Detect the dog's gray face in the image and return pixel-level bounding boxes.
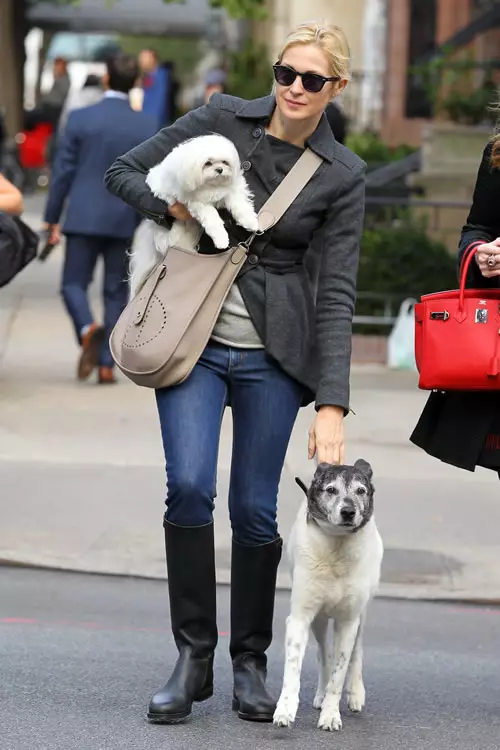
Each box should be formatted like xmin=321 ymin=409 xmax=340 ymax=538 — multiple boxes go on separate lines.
xmin=298 ymin=460 xmax=374 ymax=535
xmin=201 ymin=158 xmax=234 ymax=186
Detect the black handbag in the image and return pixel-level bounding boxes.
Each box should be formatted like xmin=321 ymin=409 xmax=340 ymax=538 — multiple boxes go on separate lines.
xmin=0 ymin=212 xmax=39 ymax=288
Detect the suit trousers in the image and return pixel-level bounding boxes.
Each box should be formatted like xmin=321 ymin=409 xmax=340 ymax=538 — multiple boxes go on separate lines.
xmin=61 ymin=233 xmax=129 ymax=368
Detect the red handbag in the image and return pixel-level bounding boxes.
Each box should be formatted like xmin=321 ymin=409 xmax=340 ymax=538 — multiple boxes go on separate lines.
xmin=415 ymin=244 xmax=500 ymax=391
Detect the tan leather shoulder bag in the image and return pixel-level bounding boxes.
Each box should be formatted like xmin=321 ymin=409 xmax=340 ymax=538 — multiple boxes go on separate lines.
xmin=109 ymin=148 xmax=322 ymax=389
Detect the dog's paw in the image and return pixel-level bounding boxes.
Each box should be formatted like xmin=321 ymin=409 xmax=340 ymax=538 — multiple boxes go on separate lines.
xmin=211 ymin=228 xmax=230 ymax=249
xmin=312 ymin=690 xmax=325 ymax=710
xmin=347 ymin=683 xmax=366 ymax=713
xmin=240 ymin=213 xmax=259 ymax=232
xmin=273 ymin=696 xmax=298 ymax=728
xmin=317 ymin=707 xmax=342 ymax=732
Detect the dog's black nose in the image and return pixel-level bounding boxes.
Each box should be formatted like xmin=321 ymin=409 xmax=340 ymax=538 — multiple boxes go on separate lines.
xmin=340 ymin=507 xmax=356 ymax=522
xmin=215 ymin=167 xmax=223 ymax=174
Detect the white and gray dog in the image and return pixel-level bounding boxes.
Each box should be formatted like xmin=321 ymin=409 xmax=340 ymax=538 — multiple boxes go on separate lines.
xmin=274 ymin=460 xmax=383 ymax=732
xmin=129 ymin=134 xmax=259 ymax=296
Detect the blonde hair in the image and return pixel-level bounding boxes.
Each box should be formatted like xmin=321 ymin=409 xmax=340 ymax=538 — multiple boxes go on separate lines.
xmin=277 ymin=20 xmax=351 ymax=81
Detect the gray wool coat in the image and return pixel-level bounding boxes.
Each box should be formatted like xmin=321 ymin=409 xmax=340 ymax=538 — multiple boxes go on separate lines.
xmin=104 ymin=93 xmax=366 ymax=412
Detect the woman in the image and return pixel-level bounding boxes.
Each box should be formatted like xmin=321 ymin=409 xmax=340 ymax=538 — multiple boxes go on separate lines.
xmin=105 ymin=21 xmax=366 ymax=724
xmin=0 ymin=174 xmax=23 ymax=215
xmin=411 ymin=138 xmax=500 ymax=474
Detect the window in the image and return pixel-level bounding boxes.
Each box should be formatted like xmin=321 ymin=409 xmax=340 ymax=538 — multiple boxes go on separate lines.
xmin=405 ymin=0 xmax=437 ymax=118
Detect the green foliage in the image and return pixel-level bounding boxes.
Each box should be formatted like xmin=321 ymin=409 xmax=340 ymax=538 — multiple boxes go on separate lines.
xmin=226 ymin=41 xmax=273 ymax=101
xmin=410 ymin=47 xmax=498 ymax=125
xmin=355 ymin=219 xmax=457 ymax=333
xmin=46 ymin=0 xmax=268 ymax=19
xmin=345 ymin=131 xmax=417 ymax=163
xmin=210 ymin=0 xmax=267 ymax=19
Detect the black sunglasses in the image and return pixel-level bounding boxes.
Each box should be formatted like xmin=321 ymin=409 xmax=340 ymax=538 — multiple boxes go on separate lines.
xmin=273 ymin=63 xmax=340 ymax=93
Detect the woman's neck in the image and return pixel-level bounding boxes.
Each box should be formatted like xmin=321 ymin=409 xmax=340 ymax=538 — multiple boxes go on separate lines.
xmin=266 ymin=108 xmax=321 ymax=147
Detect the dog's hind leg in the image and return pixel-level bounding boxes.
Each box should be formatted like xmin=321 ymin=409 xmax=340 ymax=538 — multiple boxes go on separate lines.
xmin=317 ymin=616 xmax=360 ymax=732
xmin=273 ymin=613 xmax=312 ymax=728
xmin=311 ymin=613 xmax=331 ymax=710
xmin=346 ymin=613 xmax=366 ymax=713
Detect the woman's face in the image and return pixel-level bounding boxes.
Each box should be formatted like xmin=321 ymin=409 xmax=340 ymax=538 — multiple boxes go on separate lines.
xmin=274 ymin=43 xmax=347 ymax=123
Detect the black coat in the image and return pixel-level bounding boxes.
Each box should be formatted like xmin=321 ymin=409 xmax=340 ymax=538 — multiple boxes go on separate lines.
xmin=410 ymin=143 xmax=500 ymax=473
xmin=104 ymin=94 xmax=366 ymax=412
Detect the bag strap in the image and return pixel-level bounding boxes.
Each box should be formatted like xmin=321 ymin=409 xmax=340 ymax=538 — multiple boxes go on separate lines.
xmin=257 ymin=148 xmax=323 ymax=232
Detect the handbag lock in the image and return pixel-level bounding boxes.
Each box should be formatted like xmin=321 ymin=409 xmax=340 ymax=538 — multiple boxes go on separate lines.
xmin=430 ymin=311 xmax=449 ymax=321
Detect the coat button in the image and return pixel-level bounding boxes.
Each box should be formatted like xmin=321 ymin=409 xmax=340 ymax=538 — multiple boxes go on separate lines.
xmin=252 ymin=127 xmax=262 ymax=138
xmin=248 ymin=254 xmax=259 ymax=265
xmin=242 ymin=160 xmax=251 ymax=171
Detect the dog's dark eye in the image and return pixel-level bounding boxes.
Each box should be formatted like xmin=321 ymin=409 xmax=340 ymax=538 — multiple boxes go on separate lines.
xmin=356 ymin=487 xmax=367 ymax=496
xmin=221 ymin=160 xmax=229 ymax=166
xmin=204 ymin=160 xmax=213 ymax=167
xmin=326 ymin=486 xmax=338 ymax=495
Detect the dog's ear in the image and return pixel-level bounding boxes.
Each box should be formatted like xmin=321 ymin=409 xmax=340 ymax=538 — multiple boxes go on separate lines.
xmin=294 ymin=477 xmax=309 ymax=497
xmin=145 ymin=162 xmax=167 ymax=199
xmin=354 ymin=459 xmax=373 ymax=480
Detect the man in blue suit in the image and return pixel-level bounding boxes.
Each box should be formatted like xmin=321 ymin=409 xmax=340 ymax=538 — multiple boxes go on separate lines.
xmin=44 ymin=54 xmax=157 ymax=384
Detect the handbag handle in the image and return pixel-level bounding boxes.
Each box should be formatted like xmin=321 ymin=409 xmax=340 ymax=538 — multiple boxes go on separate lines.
xmin=459 ymin=243 xmax=491 ymax=311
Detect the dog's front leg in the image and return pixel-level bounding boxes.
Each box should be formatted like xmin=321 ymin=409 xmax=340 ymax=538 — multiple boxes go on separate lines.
xmin=273 ymin=613 xmax=312 ymax=728
xmin=187 ymin=202 xmax=229 ymax=249
xmin=346 ymin=614 xmax=366 ymax=713
xmin=223 ymin=184 xmax=259 ymax=233
xmin=317 ymin=617 xmax=360 ymax=732
xmin=311 ymin=613 xmax=331 ymax=710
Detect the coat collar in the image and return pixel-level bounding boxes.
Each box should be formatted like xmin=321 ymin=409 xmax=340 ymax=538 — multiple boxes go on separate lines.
xmin=235 ymin=95 xmax=336 ymax=164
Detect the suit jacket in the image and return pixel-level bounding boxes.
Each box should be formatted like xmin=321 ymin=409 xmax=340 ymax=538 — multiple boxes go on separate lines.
xmin=44 ymin=96 xmax=158 ymax=239
xmin=104 ymin=94 xmax=366 ymax=411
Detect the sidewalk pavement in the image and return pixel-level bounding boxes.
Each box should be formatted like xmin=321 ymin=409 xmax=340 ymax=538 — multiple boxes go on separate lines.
xmin=1 ymin=195 xmax=499 ymax=602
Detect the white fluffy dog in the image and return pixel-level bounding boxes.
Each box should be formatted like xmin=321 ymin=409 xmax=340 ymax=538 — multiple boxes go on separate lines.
xmin=273 ymin=460 xmax=383 ymax=732
xmin=129 ymin=134 xmax=259 ymax=296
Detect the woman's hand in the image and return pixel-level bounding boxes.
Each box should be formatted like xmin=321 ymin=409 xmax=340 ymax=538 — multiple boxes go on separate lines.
xmin=308 ymin=405 xmax=345 ymax=465
xmin=0 ymin=174 xmax=23 ymax=215
xmin=168 ymin=202 xmax=192 ymax=221
xmin=475 ymin=239 xmax=500 ymax=278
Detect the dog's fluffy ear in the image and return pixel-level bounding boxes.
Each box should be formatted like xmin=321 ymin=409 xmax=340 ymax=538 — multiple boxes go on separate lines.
xmin=145 ymin=161 xmax=169 ymax=199
xmin=354 ymin=459 xmax=373 ymax=480
xmin=294 ymin=477 xmax=309 ymax=496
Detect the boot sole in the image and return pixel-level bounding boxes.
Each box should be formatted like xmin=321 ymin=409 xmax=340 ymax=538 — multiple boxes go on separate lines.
xmin=147 ymin=686 xmax=213 ymax=724
xmin=232 ymin=698 xmax=274 ymax=722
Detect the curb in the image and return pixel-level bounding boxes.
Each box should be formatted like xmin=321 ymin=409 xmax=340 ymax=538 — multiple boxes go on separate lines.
xmin=2 ymin=558 xmax=500 ymax=607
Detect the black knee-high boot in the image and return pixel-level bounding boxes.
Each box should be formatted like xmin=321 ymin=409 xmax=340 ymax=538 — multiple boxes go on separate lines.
xmin=230 ymin=537 xmax=282 ymax=722
xmin=147 ymin=521 xmax=218 ymax=723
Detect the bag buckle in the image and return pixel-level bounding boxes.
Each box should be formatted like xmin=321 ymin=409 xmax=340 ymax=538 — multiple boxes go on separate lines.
xmin=430 ymin=311 xmax=449 ymax=321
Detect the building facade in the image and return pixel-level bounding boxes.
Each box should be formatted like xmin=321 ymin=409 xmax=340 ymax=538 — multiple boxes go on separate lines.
xmin=381 ymin=0 xmax=500 ymax=146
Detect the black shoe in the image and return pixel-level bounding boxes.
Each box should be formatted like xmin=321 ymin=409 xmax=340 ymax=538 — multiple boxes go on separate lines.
xmin=147 ymin=521 xmax=218 ymax=724
xmin=230 ymin=537 xmax=282 ymax=722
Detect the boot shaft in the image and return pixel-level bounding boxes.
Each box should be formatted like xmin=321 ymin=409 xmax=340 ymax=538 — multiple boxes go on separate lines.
xmin=229 ymin=537 xmax=282 ymax=661
xmin=164 ymin=521 xmax=218 ymax=657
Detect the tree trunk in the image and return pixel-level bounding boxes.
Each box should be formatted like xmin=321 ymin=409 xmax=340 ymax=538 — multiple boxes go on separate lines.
xmin=0 ymin=0 xmax=26 ymax=136
xmin=0 ymin=0 xmax=25 ymax=136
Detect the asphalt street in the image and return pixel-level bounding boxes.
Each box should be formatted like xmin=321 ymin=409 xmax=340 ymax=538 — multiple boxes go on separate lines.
xmin=1 ymin=566 xmax=499 ymax=750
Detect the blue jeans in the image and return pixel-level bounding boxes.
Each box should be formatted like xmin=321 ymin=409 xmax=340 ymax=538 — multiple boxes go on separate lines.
xmin=155 ymin=342 xmax=304 ymax=546
xmin=61 ymin=234 xmax=129 ymax=368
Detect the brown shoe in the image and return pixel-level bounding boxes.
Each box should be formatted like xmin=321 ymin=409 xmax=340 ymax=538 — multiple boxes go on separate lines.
xmin=77 ymin=323 xmax=105 ymax=381
xmin=98 ymin=366 xmax=117 ymax=385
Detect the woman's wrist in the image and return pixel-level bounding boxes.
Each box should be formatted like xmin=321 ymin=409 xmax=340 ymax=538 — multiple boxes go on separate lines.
xmin=318 ymin=404 xmax=344 ymax=417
